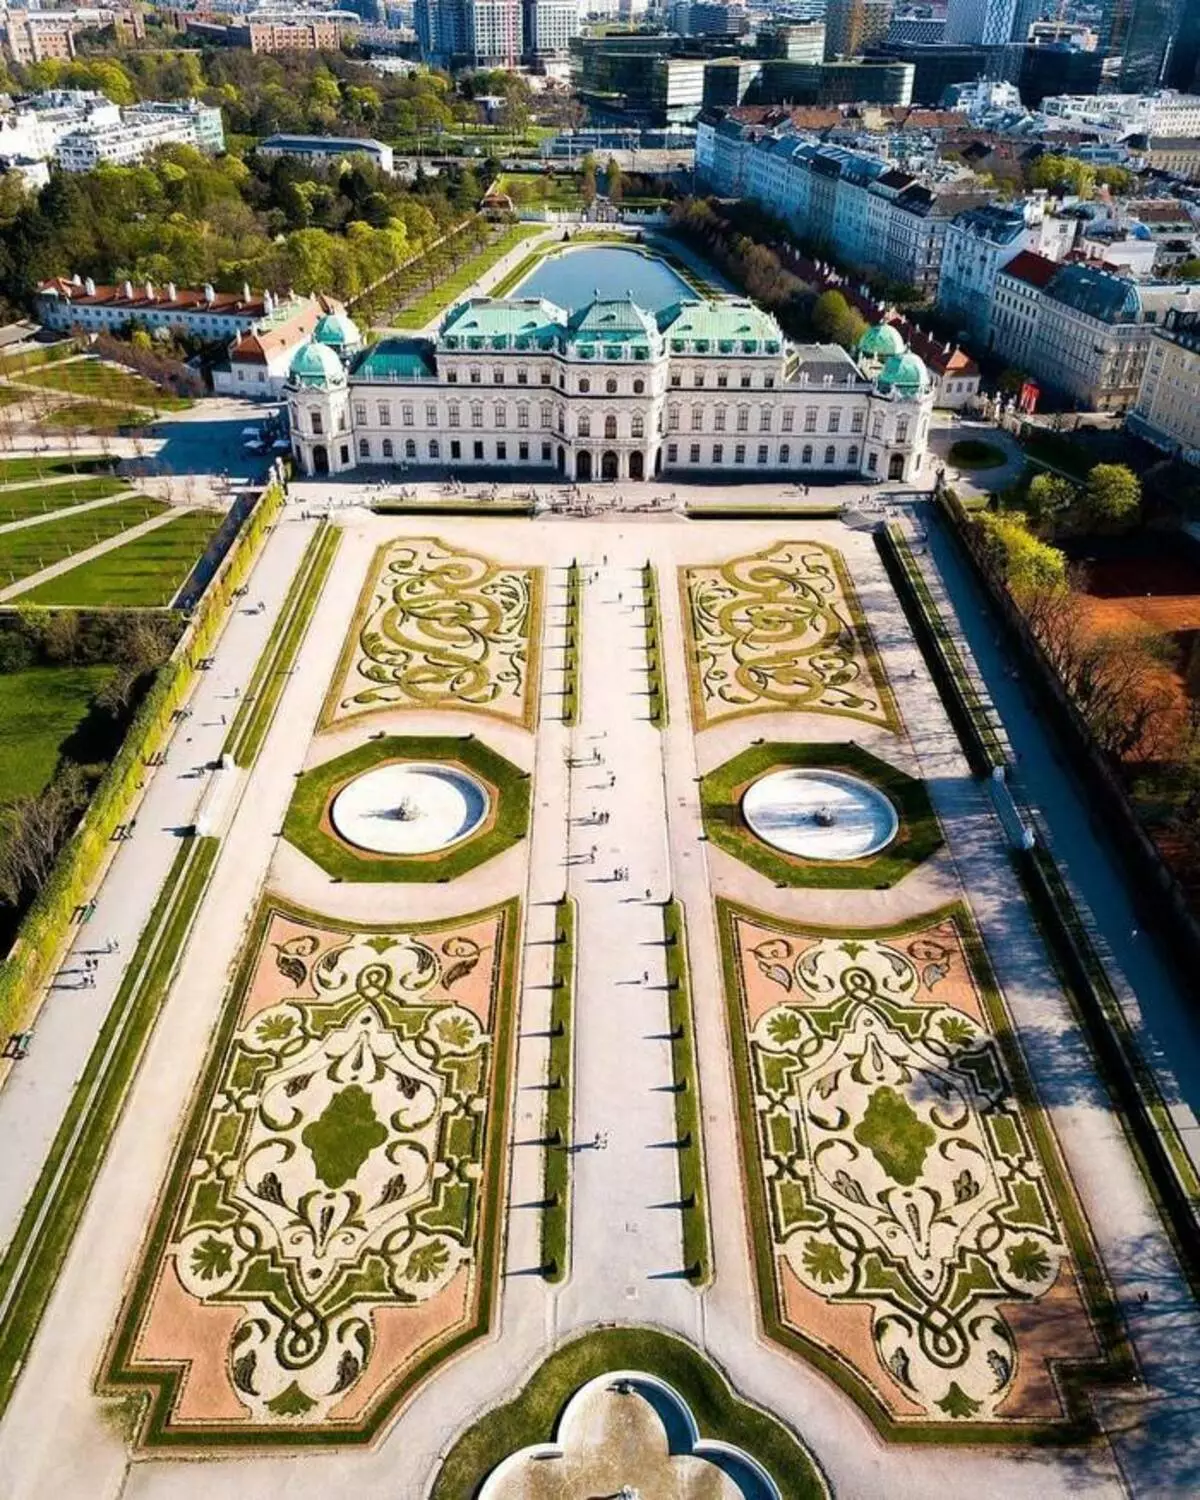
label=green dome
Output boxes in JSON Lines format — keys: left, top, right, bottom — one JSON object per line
{"left": 857, "top": 322, "right": 906, "bottom": 359}
{"left": 877, "top": 350, "right": 930, "bottom": 397}
{"left": 288, "top": 340, "right": 346, "bottom": 388}
{"left": 313, "top": 311, "right": 362, "bottom": 350}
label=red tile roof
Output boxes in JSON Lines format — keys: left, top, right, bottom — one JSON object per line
{"left": 998, "top": 250, "right": 1060, "bottom": 289}
{"left": 37, "top": 277, "right": 282, "bottom": 319}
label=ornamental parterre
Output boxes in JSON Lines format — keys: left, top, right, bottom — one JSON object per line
{"left": 101, "top": 899, "right": 519, "bottom": 1447}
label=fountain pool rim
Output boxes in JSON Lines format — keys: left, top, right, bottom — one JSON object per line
{"left": 741, "top": 768, "right": 899, "bottom": 862}
{"left": 330, "top": 761, "right": 491, "bottom": 856}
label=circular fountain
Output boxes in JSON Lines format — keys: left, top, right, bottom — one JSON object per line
{"left": 330, "top": 763, "right": 489, "bottom": 855}
{"left": 741, "top": 769, "right": 898, "bottom": 862}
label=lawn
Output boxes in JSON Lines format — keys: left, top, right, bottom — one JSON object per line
{"left": 0, "top": 454, "right": 111, "bottom": 484}
{"left": 948, "top": 438, "right": 1007, "bottom": 470}
{"left": 18, "top": 357, "right": 193, "bottom": 412}
{"left": 21, "top": 509, "right": 222, "bottom": 607}
{"left": 0, "top": 477, "right": 129, "bottom": 524}
{"left": 0, "top": 664, "right": 112, "bottom": 802}
{"left": 495, "top": 171, "right": 585, "bottom": 209}
{"left": 37, "top": 401, "right": 156, "bottom": 433}
{"left": 0, "top": 496, "right": 165, "bottom": 589}
{"left": 388, "top": 224, "right": 545, "bottom": 329}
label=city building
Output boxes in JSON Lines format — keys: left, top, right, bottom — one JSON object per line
{"left": 415, "top": 0, "right": 521, "bottom": 64}
{"left": 285, "top": 294, "right": 935, "bottom": 483}
{"left": 2, "top": 7, "right": 144, "bottom": 65}
{"left": 1129, "top": 307, "right": 1200, "bottom": 463}
{"left": 247, "top": 16, "right": 345, "bottom": 51}
{"left": 936, "top": 199, "right": 1073, "bottom": 342}
{"left": 668, "top": 0, "right": 750, "bottom": 37}
{"left": 824, "top": 0, "right": 893, "bottom": 60}
{"left": 1039, "top": 90, "right": 1200, "bottom": 138}
{"left": 35, "top": 276, "right": 315, "bottom": 340}
{"left": 886, "top": 11, "right": 945, "bottom": 45}
{"left": 1003, "top": 40, "right": 1105, "bottom": 105}
{"left": 257, "top": 132, "right": 395, "bottom": 173}
{"left": 54, "top": 101, "right": 225, "bottom": 171}
{"left": 0, "top": 90, "right": 120, "bottom": 165}
{"left": 990, "top": 256, "right": 1200, "bottom": 408}
{"left": 214, "top": 299, "right": 359, "bottom": 398}
{"left": 1118, "top": 0, "right": 1186, "bottom": 92}
{"left": 944, "top": 0, "right": 1017, "bottom": 46}
{"left": 869, "top": 42, "right": 992, "bottom": 105}
{"left": 521, "top": 0, "right": 577, "bottom": 61}
{"left": 1144, "top": 136, "right": 1200, "bottom": 180}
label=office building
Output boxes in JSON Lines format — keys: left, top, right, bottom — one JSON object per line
{"left": 1118, "top": 0, "right": 1186, "bottom": 92}
{"left": 414, "top": 0, "right": 521, "bottom": 65}
{"left": 522, "top": 0, "right": 577, "bottom": 60}
{"left": 824, "top": 0, "right": 893, "bottom": 59}
{"left": 668, "top": 0, "right": 750, "bottom": 37}
{"left": 944, "top": 0, "right": 1017, "bottom": 45}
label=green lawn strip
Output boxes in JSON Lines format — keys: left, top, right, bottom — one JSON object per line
{"left": 21, "top": 510, "right": 222, "bottom": 608}
{"left": 0, "top": 495, "right": 165, "bottom": 590}
{"left": 0, "top": 664, "right": 114, "bottom": 803}
{"left": 701, "top": 741, "right": 943, "bottom": 890}
{"left": 877, "top": 523, "right": 1006, "bottom": 774}
{"left": 224, "top": 524, "right": 340, "bottom": 765}
{"left": 643, "top": 560, "right": 667, "bottom": 728}
{"left": 684, "top": 503, "right": 844, "bottom": 519}
{"left": 0, "top": 454, "right": 112, "bottom": 485}
{"left": 0, "top": 476, "right": 129, "bottom": 523}
{"left": 16, "top": 358, "right": 192, "bottom": 411}
{"left": 284, "top": 735, "right": 531, "bottom": 882}
{"left": 948, "top": 439, "right": 1007, "bottom": 470}
{"left": 369, "top": 499, "right": 535, "bottom": 517}
{"left": 1015, "top": 845, "right": 1200, "bottom": 1289}
{"left": 0, "top": 344, "right": 79, "bottom": 376}
{"left": 36, "top": 400, "right": 156, "bottom": 433}
{"left": 432, "top": 1325, "right": 828, "bottom": 1500}
{"left": 0, "top": 834, "right": 218, "bottom": 1420}
{"left": 562, "top": 559, "right": 580, "bottom": 726}
{"left": 540, "top": 896, "right": 575, "bottom": 1282}
{"left": 664, "top": 898, "right": 711, "bottom": 1284}
{"left": 389, "top": 225, "right": 545, "bottom": 329}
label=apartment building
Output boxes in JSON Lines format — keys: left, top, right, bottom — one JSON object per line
{"left": 55, "top": 101, "right": 225, "bottom": 171}
{"left": 935, "top": 199, "right": 1075, "bottom": 343}
{"left": 1129, "top": 308, "right": 1200, "bottom": 464}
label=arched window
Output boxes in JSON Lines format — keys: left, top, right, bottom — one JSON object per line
{"left": 578, "top": 413, "right": 591, "bottom": 437}
{"left": 606, "top": 377, "right": 617, "bottom": 394}
{"left": 824, "top": 444, "right": 836, "bottom": 465}
{"left": 802, "top": 444, "right": 813, "bottom": 464}
{"left": 847, "top": 443, "right": 859, "bottom": 466}
{"left": 405, "top": 438, "right": 416, "bottom": 458}
{"left": 779, "top": 443, "right": 790, "bottom": 463}
{"left": 382, "top": 438, "right": 394, "bottom": 458}
{"left": 633, "top": 378, "right": 645, "bottom": 394}
{"left": 631, "top": 413, "right": 644, "bottom": 439}
{"left": 579, "top": 377, "right": 591, "bottom": 393}
{"left": 429, "top": 439, "right": 440, "bottom": 459}
{"left": 604, "top": 414, "right": 617, "bottom": 440}
{"left": 471, "top": 404, "right": 483, "bottom": 429}
{"left": 358, "top": 438, "right": 370, "bottom": 458}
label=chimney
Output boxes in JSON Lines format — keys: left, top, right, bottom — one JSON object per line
{"left": 242, "top": 281, "right": 251, "bottom": 304}
{"left": 144, "top": 280, "right": 154, "bottom": 301}
{"left": 263, "top": 289, "right": 274, "bottom": 315}
{"left": 166, "top": 281, "right": 176, "bottom": 301}
{"left": 204, "top": 283, "right": 215, "bottom": 305}
{"left": 84, "top": 276, "right": 95, "bottom": 295}
{"left": 71, "top": 272, "right": 81, "bottom": 286}
{"left": 122, "top": 279, "right": 133, "bottom": 300}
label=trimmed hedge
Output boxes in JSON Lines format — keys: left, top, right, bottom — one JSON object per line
{"left": 664, "top": 898, "right": 711, "bottom": 1283}
{"left": 431, "top": 1325, "right": 829, "bottom": 1500}
{"left": 562, "top": 560, "right": 581, "bottom": 727}
{"left": 643, "top": 561, "right": 668, "bottom": 728}
{"left": 0, "top": 480, "right": 283, "bottom": 1040}
{"left": 540, "top": 897, "right": 575, "bottom": 1281}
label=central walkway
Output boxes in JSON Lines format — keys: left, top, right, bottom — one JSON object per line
{"left": 559, "top": 560, "right": 688, "bottom": 1322}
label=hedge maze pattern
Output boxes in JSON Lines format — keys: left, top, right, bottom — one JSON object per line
{"left": 325, "top": 538, "right": 543, "bottom": 729}
{"left": 102, "top": 899, "right": 518, "bottom": 1447}
{"left": 681, "top": 541, "right": 896, "bottom": 731}
{"left": 719, "top": 899, "right": 1121, "bottom": 1436}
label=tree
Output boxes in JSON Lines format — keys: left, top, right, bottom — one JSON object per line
{"left": 1080, "top": 463, "right": 1141, "bottom": 533}
{"left": 1027, "top": 154, "right": 1095, "bottom": 199}
{"left": 606, "top": 157, "right": 623, "bottom": 204}
{"left": 811, "top": 289, "right": 867, "bottom": 350}
{"left": 1025, "top": 472, "right": 1077, "bottom": 534}
{"left": 580, "top": 154, "right": 597, "bottom": 206}
{"left": 1095, "top": 165, "right": 1137, "bottom": 195}
{"left": 1173, "top": 257, "right": 1200, "bottom": 282}
{"left": 975, "top": 511, "right": 1067, "bottom": 592}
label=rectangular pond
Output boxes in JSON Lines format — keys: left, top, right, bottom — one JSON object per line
{"left": 511, "top": 245, "right": 695, "bottom": 312}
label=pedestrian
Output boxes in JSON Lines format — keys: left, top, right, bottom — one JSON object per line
{"left": 220, "top": 713, "right": 227, "bottom": 726}
{"left": 644, "top": 887, "right": 651, "bottom": 900}
{"left": 642, "top": 970, "right": 649, "bottom": 983}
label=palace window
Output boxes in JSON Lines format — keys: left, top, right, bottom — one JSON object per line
{"left": 825, "top": 445, "right": 836, "bottom": 465}
{"left": 691, "top": 408, "right": 703, "bottom": 431}
{"left": 631, "top": 414, "right": 644, "bottom": 438}
{"left": 382, "top": 438, "right": 393, "bottom": 458}
{"left": 759, "top": 407, "right": 771, "bottom": 432}
{"left": 471, "top": 404, "right": 483, "bottom": 428}
{"left": 579, "top": 414, "right": 591, "bottom": 437}
{"left": 605, "top": 414, "right": 617, "bottom": 439}
{"left": 736, "top": 406, "right": 749, "bottom": 432}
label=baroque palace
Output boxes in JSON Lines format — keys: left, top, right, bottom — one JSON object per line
{"left": 285, "top": 295, "right": 935, "bottom": 484}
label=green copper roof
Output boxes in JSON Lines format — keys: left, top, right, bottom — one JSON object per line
{"left": 566, "top": 297, "right": 658, "bottom": 342}
{"left": 658, "top": 299, "right": 783, "bottom": 353}
{"left": 313, "top": 310, "right": 362, "bottom": 349}
{"left": 351, "top": 337, "right": 436, "bottom": 381}
{"left": 857, "top": 322, "right": 906, "bottom": 358}
{"left": 288, "top": 340, "right": 345, "bottom": 388}
{"left": 877, "top": 350, "right": 930, "bottom": 396}
{"left": 440, "top": 297, "right": 565, "bottom": 349}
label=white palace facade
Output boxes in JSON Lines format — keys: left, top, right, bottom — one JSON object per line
{"left": 285, "top": 294, "right": 935, "bottom": 484}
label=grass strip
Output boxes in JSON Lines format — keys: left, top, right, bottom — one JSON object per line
{"left": 0, "top": 476, "right": 128, "bottom": 524}
{"left": 684, "top": 503, "right": 845, "bottom": 519}
{"left": 0, "top": 454, "right": 112, "bottom": 485}
{"left": 0, "top": 834, "right": 218, "bottom": 1418}
{"left": 223, "top": 524, "right": 340, "bottom": 765}
{"left": 664, "top": 898, "right": 711, "bottom": 1284}
{"left": 388, "top": 224, "right": 544, "bottom": 329}
{"left": 1015, "top": 845, "right": 1200, "bottom": 1290}
{"left": 369, "top": 500, "right": 535, "bottom": 517}
{"left": 877, "top": 523, "right": 1006, "bottom": 774}
{"left": 562, "top": 559, "right": 580, "bottom": 726}
{"left": 540, "top": 896, "right": 575, "bottom": 1282}
{"left": 0, "top": 495, "right": 165, "bottom": 590}
{"left": 36, "top": 401, "right": 156, "bottom": 434}
{"left": 432, "top": 1325, "right": 828, "bottom": 1500}
{"left": 643, "top": 560, "right": 667, "bottom": 728}
{"left": 16, "top": 358, "right": 192, "bottom": 411}
{"left": 20, "top": 510, "right": 222, "bottom": 608}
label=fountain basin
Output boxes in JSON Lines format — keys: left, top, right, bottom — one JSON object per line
{"left": 741, "top": 768, "right": 898, "bottom": 862}
{"left": 330, "top": 763, "right": 490, "bottom": 855}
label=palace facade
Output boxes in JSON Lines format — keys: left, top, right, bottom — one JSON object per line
{"left": 286, "top": 294, "right": 935, "bottom": 484}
